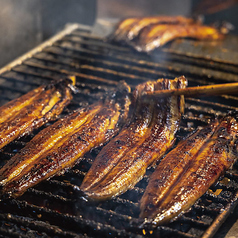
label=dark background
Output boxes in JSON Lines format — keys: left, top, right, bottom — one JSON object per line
{"left": 0, "top": 0, "right": 96, "bottom": 67}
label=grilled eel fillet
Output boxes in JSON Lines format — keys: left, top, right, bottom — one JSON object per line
{"left": 110, "top": 15, "right": 225, "bottom": 52}
{"left": 110, "top": 16, "right": 194, "bottom": 42}
{"left": 135, "top": 23, "right": 224, "bottom": 52}
{"left": 0, "top": 77, "right": 75, "bottom": 150}
{"left": 80, "top": 76, "right": 187, "bottom": 200}
{"left": 0, "top": 81, "right": 131, "bottom": 198}
{"left": 140, "top": 114, "right": 238, "bottom": 226}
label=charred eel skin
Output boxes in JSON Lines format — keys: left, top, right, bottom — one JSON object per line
{"left": 80, "top": 76, "right": 187, "bottom": 201}
{"left": 0, "top": 77, "right": 75, "bottom": 150}
{"left": 140, "top": 113, "right": 238, "bottom": 226}
{"left": 0, "top": 81, "right": 131, "bottom": 198}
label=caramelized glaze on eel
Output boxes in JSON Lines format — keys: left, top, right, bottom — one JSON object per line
{"left": 110, "top": 15, "right": 225, "bottom": 52}
{"left": 80, "top": 76, "right": 187, "bottom": 200}
{"left": 140, "top": 113, "right": 238, "bottom": 226}
{"left": 0, "top": 78, "right": 75, "bottom": 150}
{"left": 0, "top": 81, "right": 131, "bottom": 198}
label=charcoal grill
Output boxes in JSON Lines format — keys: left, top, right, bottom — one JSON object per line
{"left": 0, "top": 22, "right": 238, "bottom": 238}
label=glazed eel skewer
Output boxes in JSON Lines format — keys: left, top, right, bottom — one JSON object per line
{"left": 140, "top": 113, "right": 238, "bottom": 226}
{"left": 0, "top": 81, "right": 131, "bottom": 198}
{"left": 0, "top": 77, "right": 76, "bottom": 150}
{"left": 80, "top": 76, "right": 187, "bottom": 200}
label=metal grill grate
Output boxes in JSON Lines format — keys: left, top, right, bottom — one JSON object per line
{"left": 0, "top": 23, "right": 238, "bottom": 238}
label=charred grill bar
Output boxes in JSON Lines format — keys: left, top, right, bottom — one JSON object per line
{"left": 0, "top": 23, "right": 238, "bottom": 237}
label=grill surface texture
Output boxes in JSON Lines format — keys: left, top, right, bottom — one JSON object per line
{"left": 0, "top": 23, "right": 238, "bottom": 238}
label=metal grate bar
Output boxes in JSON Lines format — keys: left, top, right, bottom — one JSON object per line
{"left": 55, "top": 33, "right": 238, "bottom": 83}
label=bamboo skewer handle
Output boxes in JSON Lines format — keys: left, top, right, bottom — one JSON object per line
{"left": 146, "top": 82, "right": 238, "bottom": 98}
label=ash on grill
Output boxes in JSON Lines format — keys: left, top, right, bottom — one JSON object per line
{"left": 0, "top": 23, "right": 237, "bottom": 238}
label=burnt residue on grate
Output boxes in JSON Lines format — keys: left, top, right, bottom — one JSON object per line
{"left": 0, "top": 25, "right": 238, "bottom": 238}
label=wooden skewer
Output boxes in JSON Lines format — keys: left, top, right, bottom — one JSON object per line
{"left": 146, "top": 82, "right": 238, "bottom": 98}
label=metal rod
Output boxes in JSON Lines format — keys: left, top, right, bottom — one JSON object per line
{"left": 202, "top": 192, "right": 238, "bottom": 238}
{"left": 146, "top": 82, "right": 238, "bottom": 98}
